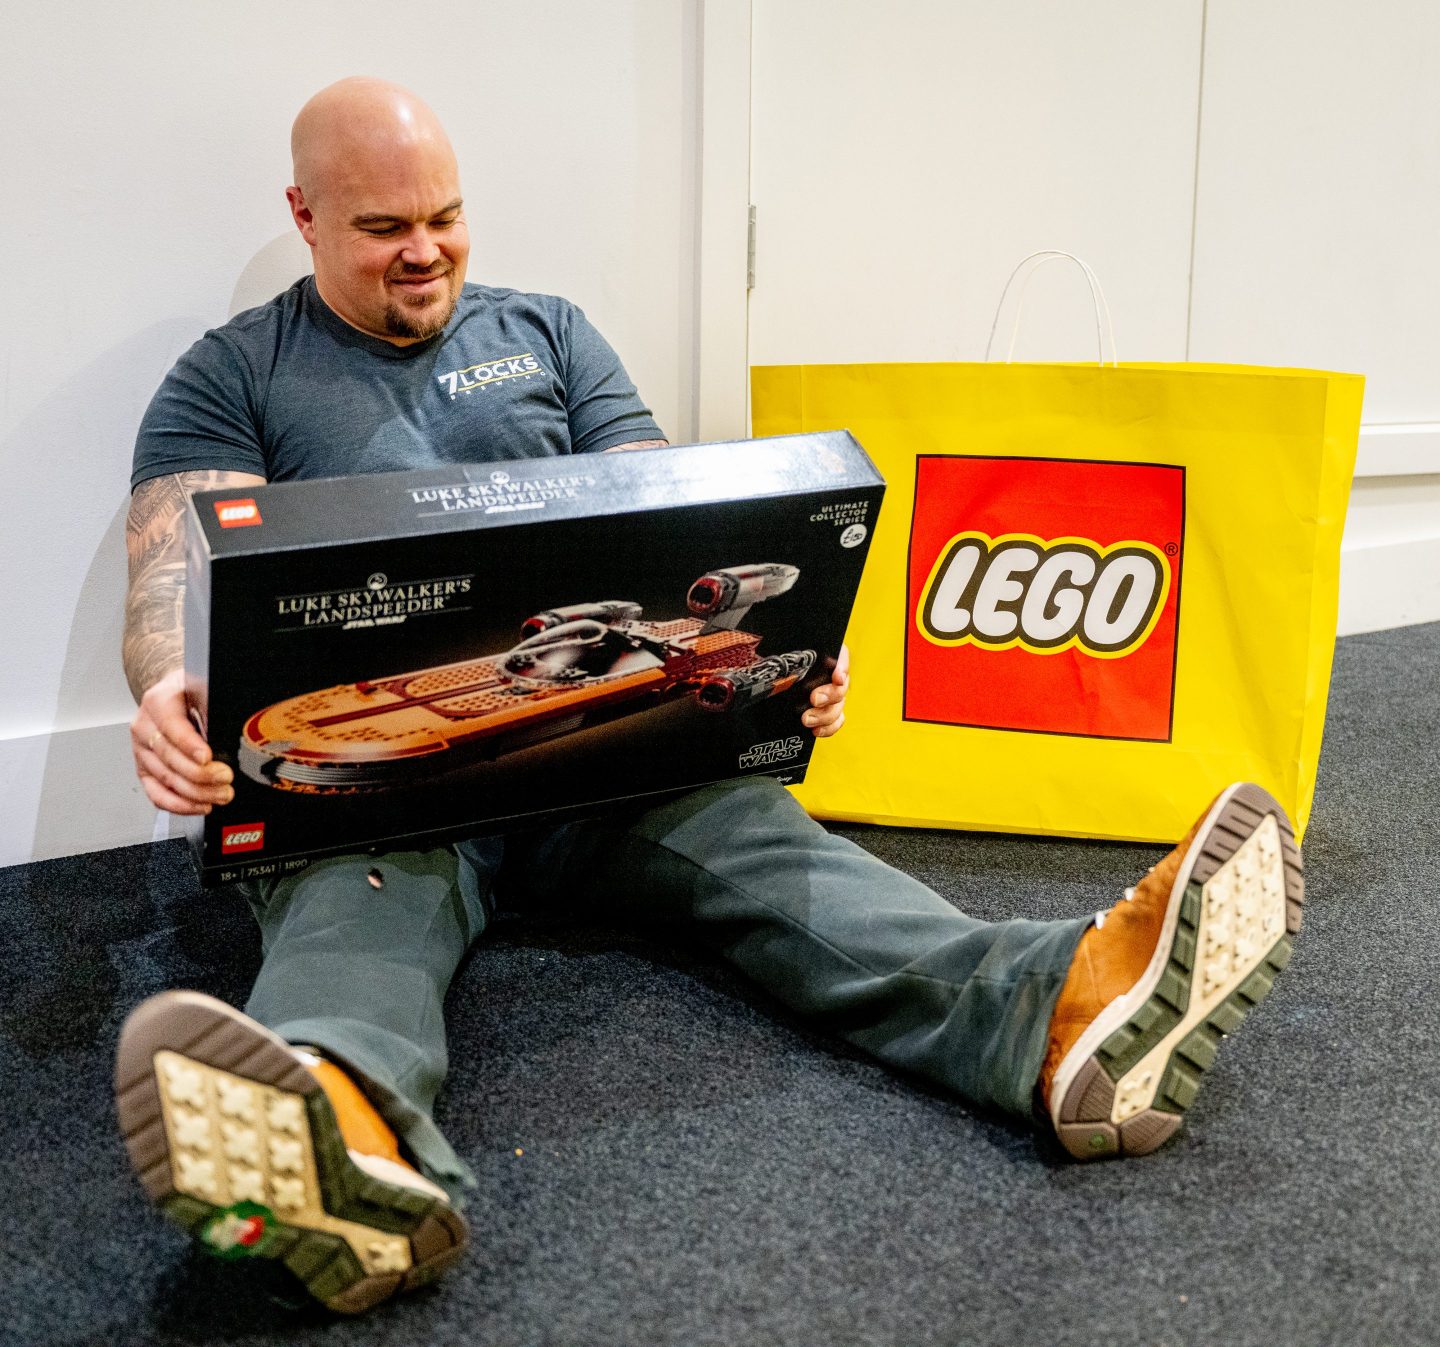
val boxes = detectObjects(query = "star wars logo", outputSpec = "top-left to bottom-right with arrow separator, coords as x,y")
739,735 -> 805,769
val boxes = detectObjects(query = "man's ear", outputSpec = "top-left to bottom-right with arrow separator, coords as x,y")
285,186 -> 318,247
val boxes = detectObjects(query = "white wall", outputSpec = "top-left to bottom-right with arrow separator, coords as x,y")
0,0 -> 708,867
748,2 -> 1205,366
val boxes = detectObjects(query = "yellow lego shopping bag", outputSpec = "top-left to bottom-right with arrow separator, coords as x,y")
753,361 -> 1363,843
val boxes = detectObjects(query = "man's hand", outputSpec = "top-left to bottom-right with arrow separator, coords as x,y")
124,469 -> 263,814
803,643 -> 850,738
131,668 -> 234,815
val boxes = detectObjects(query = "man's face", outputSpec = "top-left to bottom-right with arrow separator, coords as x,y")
287,137 -> 469,345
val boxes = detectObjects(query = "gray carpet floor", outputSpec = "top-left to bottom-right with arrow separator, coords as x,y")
3,621 -> 1438,1347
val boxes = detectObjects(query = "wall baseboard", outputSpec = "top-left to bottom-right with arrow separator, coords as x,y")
1338,532 -> 1440,635
0,721 -> 169,869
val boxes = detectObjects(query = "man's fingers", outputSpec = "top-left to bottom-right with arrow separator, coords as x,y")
130,670 -> 230,813
136,672 -> 213,765
136,717 -> 232,789
139,769 -> 214,816
806,647 -> 850,737
141,753 -> 232,807
138,742 -> 233,804
141,728 -> 231,788
810,645 -> 851,706
154,703 -> 213,766
166,741 -> 233,791
803,701 -> 845,732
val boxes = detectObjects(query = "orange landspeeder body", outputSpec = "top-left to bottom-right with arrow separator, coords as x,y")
238,564 -> 816,794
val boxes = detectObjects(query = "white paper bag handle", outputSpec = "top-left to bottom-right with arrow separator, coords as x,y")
984,251 -> 1119,366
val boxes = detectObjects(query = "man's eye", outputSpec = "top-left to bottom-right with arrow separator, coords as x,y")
432,216 -> 460,230
362,225 -> 400,237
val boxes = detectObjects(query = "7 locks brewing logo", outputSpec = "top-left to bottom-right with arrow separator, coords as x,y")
436,352 -> 543,399
905,456 -> 1185,742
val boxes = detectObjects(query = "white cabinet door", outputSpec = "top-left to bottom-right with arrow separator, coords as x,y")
747,1 -> 1205,367
1191,0 -> 1440,427
1190,1 -> 1440,632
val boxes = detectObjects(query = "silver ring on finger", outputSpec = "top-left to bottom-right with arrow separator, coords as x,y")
147,730 -> 161,751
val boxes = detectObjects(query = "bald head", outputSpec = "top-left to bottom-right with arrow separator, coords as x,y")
286,78 -> 469,345
291,77 -> 456,208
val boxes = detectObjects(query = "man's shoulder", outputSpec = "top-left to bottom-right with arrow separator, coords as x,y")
207,277 -> 312,347
453,283 -> 580,327
175,277 -> 312,382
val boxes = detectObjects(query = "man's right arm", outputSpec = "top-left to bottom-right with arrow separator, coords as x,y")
125,469 -> 266,815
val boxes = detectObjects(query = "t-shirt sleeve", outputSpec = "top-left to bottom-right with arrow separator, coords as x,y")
130,332 -> 270,490
560,304 -> 667,454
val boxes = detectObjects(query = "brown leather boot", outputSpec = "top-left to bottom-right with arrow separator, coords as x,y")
115,990 -> 467,1313
1040,782 -> 1304,1161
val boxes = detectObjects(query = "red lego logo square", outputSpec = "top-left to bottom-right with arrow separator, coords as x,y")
214,498 -> 262,528
221,823 -> 266,853
904,456 -> 1185,741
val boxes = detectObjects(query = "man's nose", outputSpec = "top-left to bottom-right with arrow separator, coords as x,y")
400,228 -> 442,267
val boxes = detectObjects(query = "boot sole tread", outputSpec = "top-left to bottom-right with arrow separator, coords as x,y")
1053,783 -> 1303,1161
115,990 -> 467,1314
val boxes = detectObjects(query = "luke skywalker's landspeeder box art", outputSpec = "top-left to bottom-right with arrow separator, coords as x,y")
182,431 -> 884,884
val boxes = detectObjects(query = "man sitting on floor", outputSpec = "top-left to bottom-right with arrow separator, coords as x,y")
115,77 -> 1304,1315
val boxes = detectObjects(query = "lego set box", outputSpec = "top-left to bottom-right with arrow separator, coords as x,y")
183,431 -> 885,884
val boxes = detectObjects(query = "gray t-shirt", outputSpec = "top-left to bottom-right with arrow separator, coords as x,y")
131,277 -> 665,488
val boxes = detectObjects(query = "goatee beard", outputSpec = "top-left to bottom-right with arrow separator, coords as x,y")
383,290 -> 457,341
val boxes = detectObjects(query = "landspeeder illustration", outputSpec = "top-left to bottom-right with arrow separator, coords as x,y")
239,564 -> 817,793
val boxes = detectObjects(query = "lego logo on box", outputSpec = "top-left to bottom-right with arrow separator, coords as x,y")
214,498 -> 262,528
221,823 -> 266,853
904,456 -> 1184,741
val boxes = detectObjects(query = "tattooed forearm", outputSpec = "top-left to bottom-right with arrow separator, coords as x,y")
603,439 -> 669,453
122,470 -> 266,701
123,567 -> 185,700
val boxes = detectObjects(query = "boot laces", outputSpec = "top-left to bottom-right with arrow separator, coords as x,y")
1094,886 -> 1139,930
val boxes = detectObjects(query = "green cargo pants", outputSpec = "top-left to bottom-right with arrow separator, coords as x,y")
242,777 -> 1090,1203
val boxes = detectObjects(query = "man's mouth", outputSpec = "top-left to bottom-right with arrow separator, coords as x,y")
389,270 -> 450,292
